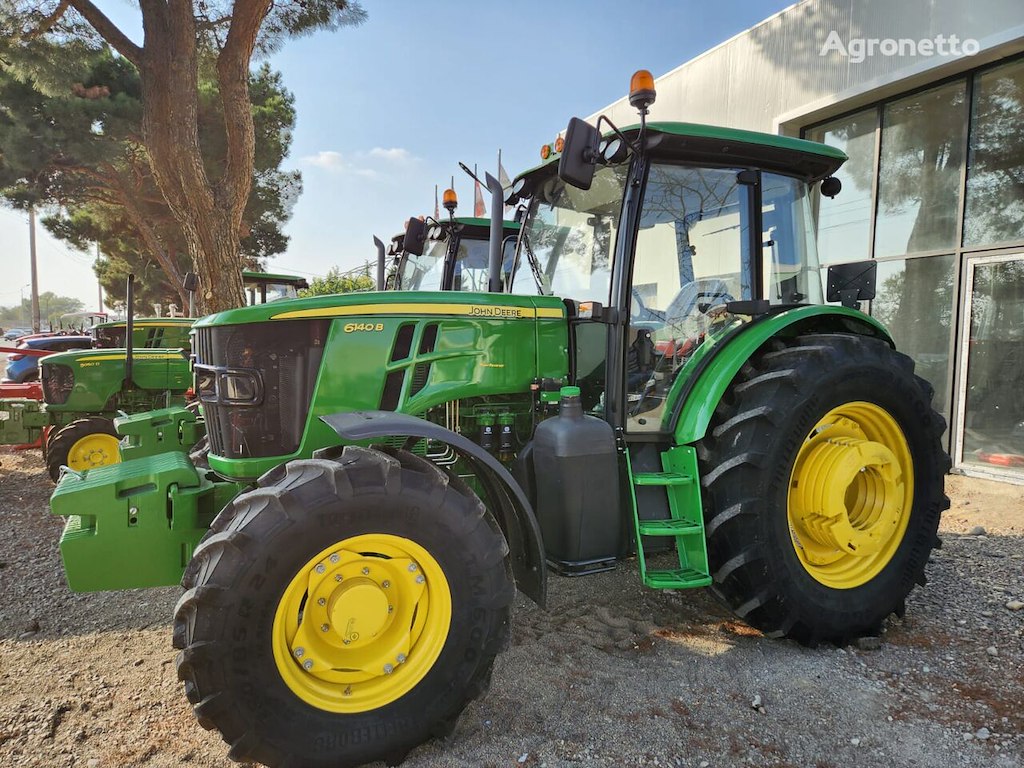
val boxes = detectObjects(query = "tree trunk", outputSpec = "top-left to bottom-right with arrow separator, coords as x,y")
66,0 -> 263,314
180,209 -> 247,313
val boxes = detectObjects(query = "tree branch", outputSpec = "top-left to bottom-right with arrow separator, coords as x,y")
66,0 -> 143,66
26,0 -> 71,39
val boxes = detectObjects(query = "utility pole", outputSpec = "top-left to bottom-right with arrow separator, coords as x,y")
96,242 -> 104,312
28,207 -> 40,333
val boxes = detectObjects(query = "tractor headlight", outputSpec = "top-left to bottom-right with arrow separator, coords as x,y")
220,371 -> 261,404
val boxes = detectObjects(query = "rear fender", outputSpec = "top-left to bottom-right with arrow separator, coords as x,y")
670,305 -> 893,445
320,410 -> 547,607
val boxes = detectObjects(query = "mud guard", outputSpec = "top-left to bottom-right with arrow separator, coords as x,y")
320,410 -> 547,608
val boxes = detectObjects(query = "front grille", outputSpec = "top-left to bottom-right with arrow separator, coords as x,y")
193,320 -> 329,460
41,363 -> 74,405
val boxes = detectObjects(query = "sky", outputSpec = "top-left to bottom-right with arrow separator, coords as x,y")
0,0 -> 795,314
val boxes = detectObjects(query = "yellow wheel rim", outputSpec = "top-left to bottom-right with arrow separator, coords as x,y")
272,534 -> 452,713
66,433 -> 121,472
787,401 -> 914,589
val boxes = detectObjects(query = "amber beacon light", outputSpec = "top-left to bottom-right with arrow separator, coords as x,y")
442,188 -> 458,213
629,69 -> 657,112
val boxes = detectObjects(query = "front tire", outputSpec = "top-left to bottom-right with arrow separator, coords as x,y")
45,416 -> 121,482
697,334 -> 949,645
173,446 -> 514,768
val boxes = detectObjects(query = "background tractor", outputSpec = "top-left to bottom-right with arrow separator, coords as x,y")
1,271 -> 309,480
0,280 -> 193,481
393,187 -> 520,293
49,72 -> 948,768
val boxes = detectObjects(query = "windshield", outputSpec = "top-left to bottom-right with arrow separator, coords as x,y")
511,164 -> 630,301
451,236 -> 491,292
244,280 -> 303,304
399,238 -> 447,290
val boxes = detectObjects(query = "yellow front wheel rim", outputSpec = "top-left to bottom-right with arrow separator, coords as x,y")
272,534 -> 452,713
66,433 -> 121,471
788,401 -> 914,589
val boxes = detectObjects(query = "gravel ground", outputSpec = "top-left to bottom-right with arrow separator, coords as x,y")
0,448 -> 1021,768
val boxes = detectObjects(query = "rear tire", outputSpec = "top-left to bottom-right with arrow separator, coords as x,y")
45,416 -> 121,483
697,333 -> 949,645
173,446 -> 514,768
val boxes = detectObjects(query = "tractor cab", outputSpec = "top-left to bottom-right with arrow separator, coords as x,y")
241,271 -> 309,305
506,113 -> 847,432
92,316 -> 194,351
396,189 -> 520,291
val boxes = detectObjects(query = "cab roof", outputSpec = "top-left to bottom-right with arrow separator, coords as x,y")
516,121 -> 846,184
94,317 -> 195,329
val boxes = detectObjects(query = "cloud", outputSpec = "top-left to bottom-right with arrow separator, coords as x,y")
304,150 -> 347,170
368,147 -> 413,163
301,147 -> 418,177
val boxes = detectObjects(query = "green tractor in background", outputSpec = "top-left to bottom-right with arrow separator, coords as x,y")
0,289 -> 195,481
2,271 -> 310,481
380,185 -> 520,293
49,72 -> 948,768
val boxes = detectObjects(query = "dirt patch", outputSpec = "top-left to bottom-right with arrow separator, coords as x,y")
0,448 -> 1022,768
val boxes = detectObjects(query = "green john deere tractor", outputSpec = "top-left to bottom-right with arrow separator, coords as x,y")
49,72 -> 948,768
0,291 -> 194,481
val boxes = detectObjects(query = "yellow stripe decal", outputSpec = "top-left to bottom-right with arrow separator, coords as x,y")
80,354 -> 182,362
271,303 -> 565,321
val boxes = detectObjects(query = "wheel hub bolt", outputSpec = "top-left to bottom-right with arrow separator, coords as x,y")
315,564 -> 326,574
396,654 -> 406,664
388,605 -> 393,614
320,624 -> 329,633
382,580 -> 390,588
293,647 -> 305,658
317,597 -> 326,606
335,574 -> 343,582
342,638 -> 350,645
362,567 -> 370,575
302,659 -> 313,670
408,563 -> 418,572
415,575 -> 425,584
329,553 -> 340,563
383,664 -> 394,675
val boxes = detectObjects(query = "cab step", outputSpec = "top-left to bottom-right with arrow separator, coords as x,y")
638,518 -> 703,536
625,445 -> 711,591
632,471 -> 693,486
645,568 -> 713,589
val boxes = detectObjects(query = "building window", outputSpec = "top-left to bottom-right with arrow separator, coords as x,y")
964,59 -> 1024,247
874,80 -> 968,258
805,108 -> 877,264
871,255 -> 956,421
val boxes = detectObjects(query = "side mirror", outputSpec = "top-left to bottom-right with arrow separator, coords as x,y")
558,117 -> 601,190
404,218 -> 427,256
182,272 -> 199,291
821,176 -> 842,198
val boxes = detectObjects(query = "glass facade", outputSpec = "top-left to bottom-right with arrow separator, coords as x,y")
805,109 -> 876,264
964,59 -> 1024,247
874,81 -> 967,258
805,55 -> 1024,478
871,256 -> 956,416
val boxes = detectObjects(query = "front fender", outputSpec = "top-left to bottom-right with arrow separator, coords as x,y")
320,410 -> 547,608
